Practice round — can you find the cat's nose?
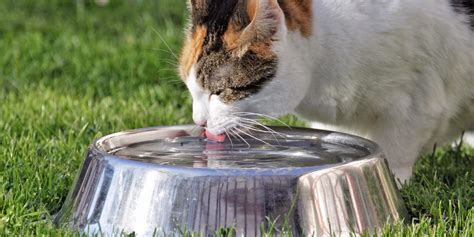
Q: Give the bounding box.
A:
[194,119,207,127]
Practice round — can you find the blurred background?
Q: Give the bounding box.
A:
[1,0,188,109]
[0,0,194,234]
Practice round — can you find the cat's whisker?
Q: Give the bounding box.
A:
[238,120,286,138]
[151,27,179,60]
[163,80,184,85]
[158,68,179,72]
[234,112,292,128]
[237,122,282,144]
[227,129,241,144]
[224,130,234,148]
[149,48,180,57]
[157,59,179,67]
[242,123,284,145]
[229,129,250,149]
[237,118,287,138]
[158,74,179,80]
[234,111,281,120]
[239,124,284,146]
[158,78,185,86]
[233,126,274,147]
[160,78,181,82]
[159,76,181,81]
[236,122,271,134]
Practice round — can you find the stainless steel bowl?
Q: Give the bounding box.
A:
[55,125,407,236]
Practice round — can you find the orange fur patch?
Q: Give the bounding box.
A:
[223,24,241,52]
[179,26,207,79]
[280,0,313,37]
[248,41,274,60]
[223,23,275,60]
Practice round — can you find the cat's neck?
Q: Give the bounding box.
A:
[285,0,378,123]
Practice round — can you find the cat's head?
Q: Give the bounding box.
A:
[179,0,312,135]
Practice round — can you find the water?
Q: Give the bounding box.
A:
[111,133,370,169]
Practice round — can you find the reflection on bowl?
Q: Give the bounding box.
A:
[55,125,408,236]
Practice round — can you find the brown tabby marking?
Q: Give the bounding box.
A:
[180,0,312,78]
[222,24,275,60]
[248,41,275,60]
[179,0,312,103]
[222,24,242,53]
[179,26,207,79]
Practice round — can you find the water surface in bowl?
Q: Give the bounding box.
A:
[111,133,370,169]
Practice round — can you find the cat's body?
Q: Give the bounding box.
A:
[291,0,474,180]
[179,0,474,182]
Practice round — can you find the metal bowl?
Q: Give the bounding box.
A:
[55,125,407,236]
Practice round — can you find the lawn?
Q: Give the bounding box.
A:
[0,0,473,236]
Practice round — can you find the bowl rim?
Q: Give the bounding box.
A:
[88,125,384,174]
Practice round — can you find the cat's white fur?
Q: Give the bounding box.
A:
[186,0,474,182]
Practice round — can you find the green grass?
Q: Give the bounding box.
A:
[0,0,472,236]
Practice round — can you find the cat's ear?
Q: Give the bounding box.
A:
[230,0,285,57]
[244,0,285,40]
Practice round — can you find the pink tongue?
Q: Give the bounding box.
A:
[205,130,226,142]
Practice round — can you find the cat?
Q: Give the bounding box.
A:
[178,0,474,183]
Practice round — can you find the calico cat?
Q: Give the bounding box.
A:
[178,0,474,182]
